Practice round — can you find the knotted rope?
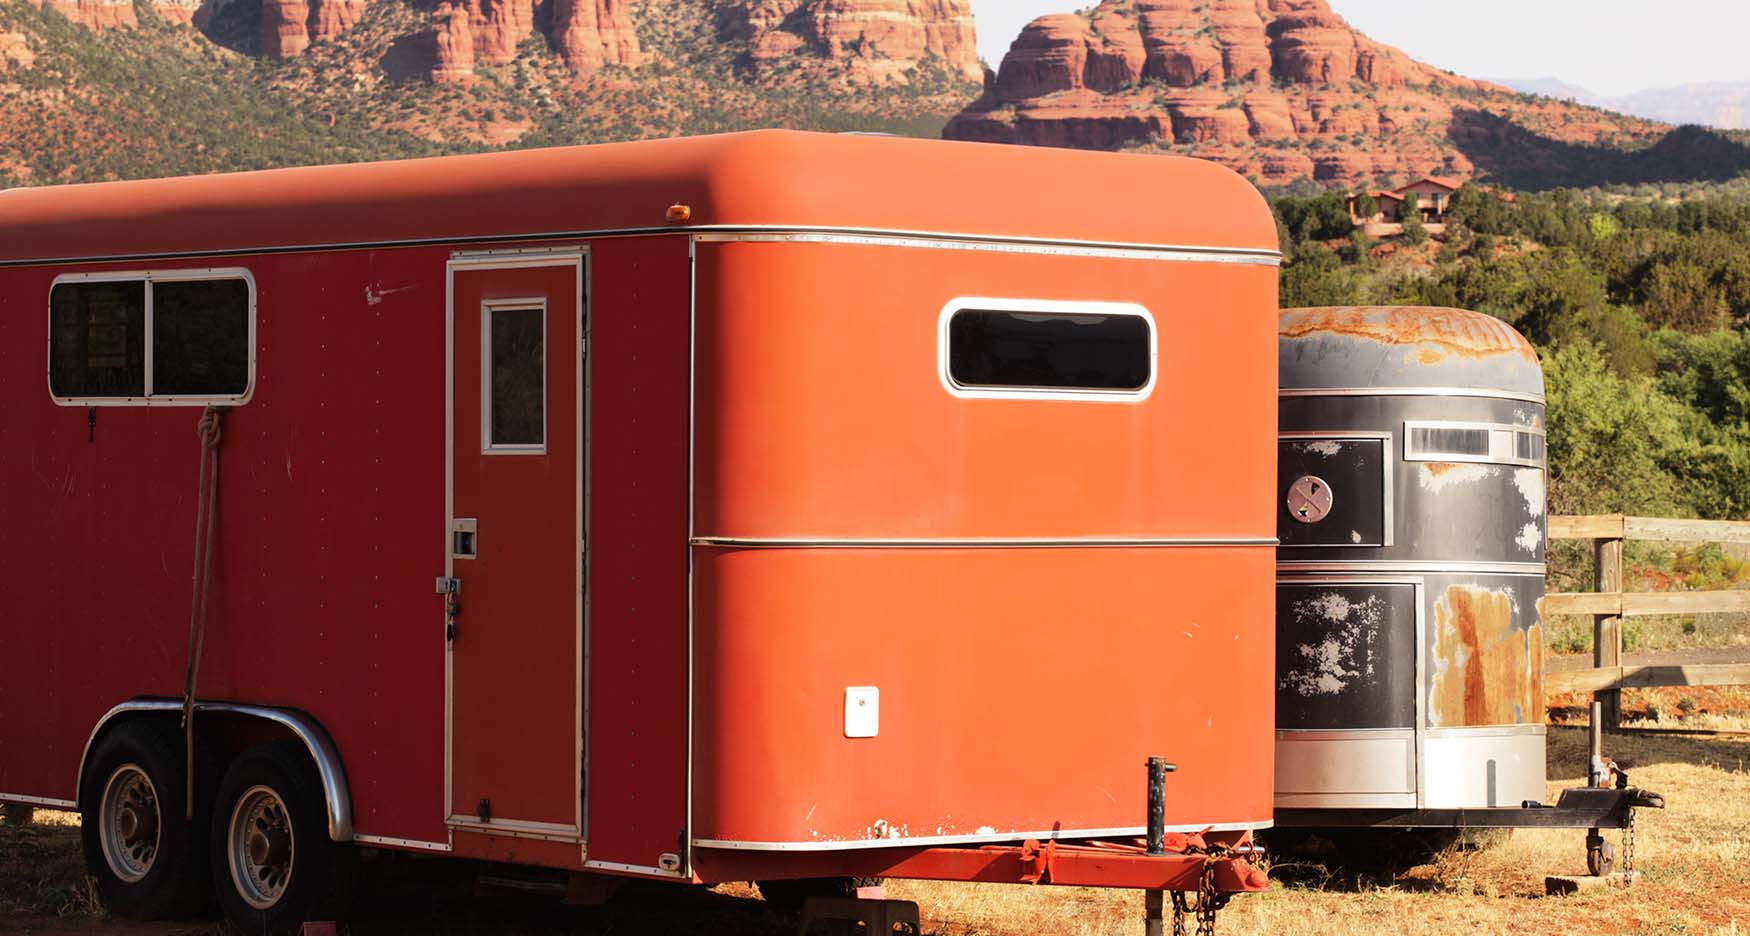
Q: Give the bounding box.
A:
[181,406,223,819]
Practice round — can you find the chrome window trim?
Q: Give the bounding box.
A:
[1402,419,1546,468]
[479,297,549,456]
[76,699,353,841]
[691,819,1272,852]
[4,225,1282,268]
[936,297,1158,403]
[46,267,257,408]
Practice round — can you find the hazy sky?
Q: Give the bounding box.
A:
[968,1,1748,97]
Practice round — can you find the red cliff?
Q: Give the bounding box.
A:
[945,0,1658,186]
[716,0,980,84]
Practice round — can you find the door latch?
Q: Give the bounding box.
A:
[436,577,462,642]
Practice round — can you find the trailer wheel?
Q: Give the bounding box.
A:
[78,719,213,919]
[1586,839,1614,877]
[757,876,881,912]
[209,740,356,935]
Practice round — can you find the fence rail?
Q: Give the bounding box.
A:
[1545,514,1750,722]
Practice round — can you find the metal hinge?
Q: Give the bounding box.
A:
[435,577,461,594]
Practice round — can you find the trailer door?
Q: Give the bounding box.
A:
[445,253,584,840]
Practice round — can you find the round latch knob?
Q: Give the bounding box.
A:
[1287,475,1333,523]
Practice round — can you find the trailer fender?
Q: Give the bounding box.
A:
[77,699,354,842]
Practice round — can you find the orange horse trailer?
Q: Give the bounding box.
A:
[0,131,1278,931]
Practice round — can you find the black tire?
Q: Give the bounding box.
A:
[78,718,214,919]
[209,740,357,935]
[757,876,881,912]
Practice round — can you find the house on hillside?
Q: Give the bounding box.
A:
[1347,176,1464,224]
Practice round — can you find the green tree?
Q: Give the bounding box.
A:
[1401,196,1429,245]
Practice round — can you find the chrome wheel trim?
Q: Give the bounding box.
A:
[98,764,161,883]
[227,785,295,910]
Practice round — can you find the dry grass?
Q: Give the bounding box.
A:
[3,726,1747,934]
[892,726,1750,936]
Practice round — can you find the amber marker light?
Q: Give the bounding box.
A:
[666,203,693,224]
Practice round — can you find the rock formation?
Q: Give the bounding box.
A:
[258,0,365,56]
[715,0,980,84]
[0,32,33,71]
[27,0,138,31]
[944,0,1659,186]
[550,0,643,72]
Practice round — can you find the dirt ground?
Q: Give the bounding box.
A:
[4,723,1748,936]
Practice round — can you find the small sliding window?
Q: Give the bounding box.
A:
[1403,420,1545,468]
[48,269,256,406]
[939,298,1156,402]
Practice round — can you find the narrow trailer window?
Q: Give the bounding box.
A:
[484,301,546,452]
[939,299,1155,401]
[48,271,254,404]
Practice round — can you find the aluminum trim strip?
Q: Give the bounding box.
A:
[695,231,1281,265]
[0,794,78,809]
[1279,387,1545,404]
[692,536,1279,549]
[352,834,454,852]
[76,699,354,841]
[1277,561,1545,575]
[692,820,1271,852]
[583,859,690,878]
[1421,725,1546,739]
[3,225,1282,269]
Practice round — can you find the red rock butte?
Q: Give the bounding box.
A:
[943,0,1661,186]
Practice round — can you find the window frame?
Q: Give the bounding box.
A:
[479,297,549,456]
[936,296,1158,403]
[1402,419,1546,468]
[46,267,257,407]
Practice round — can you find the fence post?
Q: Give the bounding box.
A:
[1593,535,1624,729]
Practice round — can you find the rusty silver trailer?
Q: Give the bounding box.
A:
[1270,306,1662,877]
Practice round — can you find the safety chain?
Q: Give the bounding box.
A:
[1169,847,1233,936]
[1621,808,1636,880]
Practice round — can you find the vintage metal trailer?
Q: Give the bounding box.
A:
[1270,306,1662,875]
[0,131,1277,932]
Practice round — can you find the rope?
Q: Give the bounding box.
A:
[181,406,223,820]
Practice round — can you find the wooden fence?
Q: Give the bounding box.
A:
[1544,514,1750,727]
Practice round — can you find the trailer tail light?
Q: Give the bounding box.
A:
[666,203,692,223]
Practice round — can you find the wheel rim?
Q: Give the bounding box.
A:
[98,765,161,883]
[227,785,295,910]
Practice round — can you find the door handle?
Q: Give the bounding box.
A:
[452,518,478,559]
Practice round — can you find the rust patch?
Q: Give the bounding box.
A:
[1429,585,1542,726]
[1280,306,1538,364]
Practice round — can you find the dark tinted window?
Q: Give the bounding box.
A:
[50,281,146,398]
[490,307,544,447]
[948,309,1150,392]
[153,279,250,396]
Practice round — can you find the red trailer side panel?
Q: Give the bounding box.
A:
[0,247,451,845]
[581,237,692,871]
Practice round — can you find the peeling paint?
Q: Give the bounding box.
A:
[1350,530,1362,543]
[1516,522,1540,554]
[1279,306,1539,364]
[1302,440,1343,456]
[1279,591,1383,697]
[1513,468,1545,517]
[1418,462,1496,493]
[1429,585,1542,727]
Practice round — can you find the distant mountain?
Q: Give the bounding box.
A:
[943,0,1702,190]
[1498,78,1750,131]
[0,0,982,186]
